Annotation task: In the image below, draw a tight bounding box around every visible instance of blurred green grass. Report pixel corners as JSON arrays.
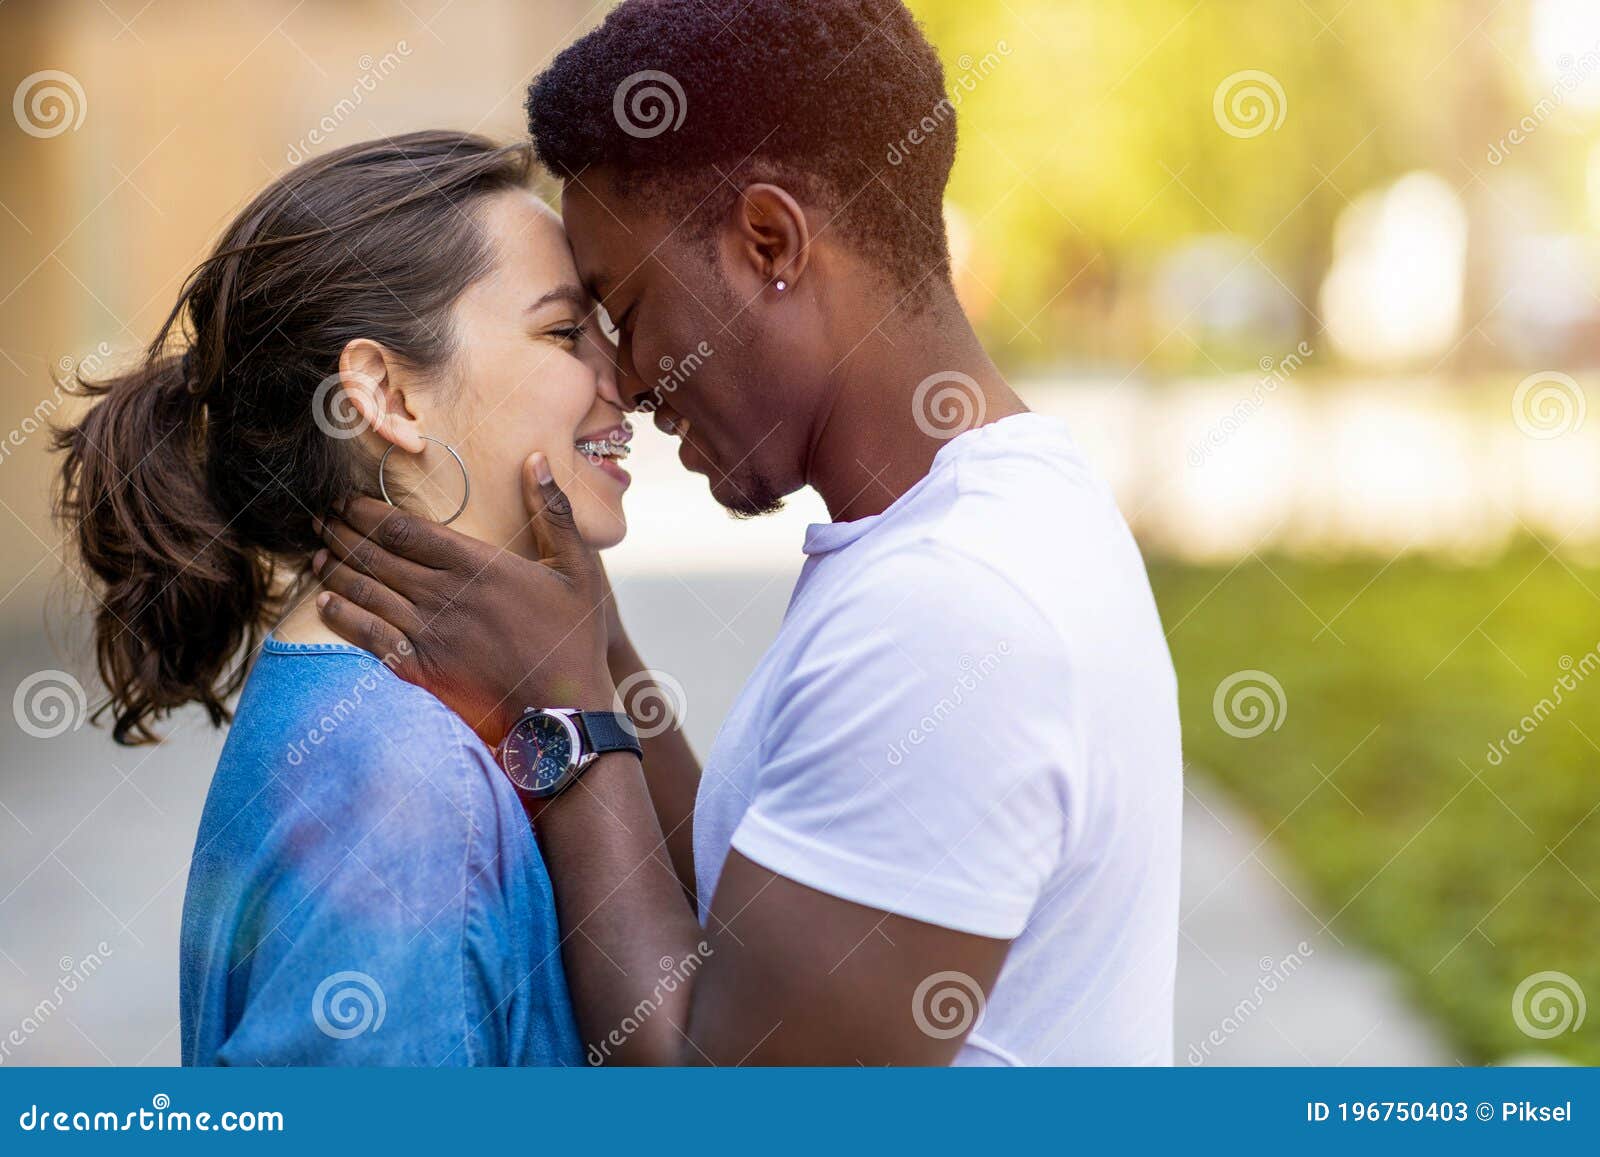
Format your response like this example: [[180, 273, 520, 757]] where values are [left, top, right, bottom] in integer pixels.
[[1150, 545, 1600, 1064]]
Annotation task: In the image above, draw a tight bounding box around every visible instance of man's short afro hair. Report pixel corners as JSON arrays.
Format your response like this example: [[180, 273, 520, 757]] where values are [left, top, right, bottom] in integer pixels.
[[526, 0, 957, 296]]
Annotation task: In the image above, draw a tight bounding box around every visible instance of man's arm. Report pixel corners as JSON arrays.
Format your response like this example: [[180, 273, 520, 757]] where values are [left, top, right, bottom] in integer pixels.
[[533, 747, 1009, 1065], [313, 454, 1011, 1063], [603, 624, 701, 904]]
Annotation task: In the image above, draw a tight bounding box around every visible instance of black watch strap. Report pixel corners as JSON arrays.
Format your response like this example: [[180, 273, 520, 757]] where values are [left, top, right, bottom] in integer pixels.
[[577, 711, 643, 761]]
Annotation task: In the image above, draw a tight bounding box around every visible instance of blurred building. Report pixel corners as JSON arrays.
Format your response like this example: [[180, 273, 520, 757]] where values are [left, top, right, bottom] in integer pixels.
[[0, 0, 596, 615]]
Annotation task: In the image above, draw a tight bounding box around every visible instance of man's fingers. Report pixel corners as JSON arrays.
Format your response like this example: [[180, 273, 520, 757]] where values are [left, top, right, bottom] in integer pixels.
[[315, 590, 418, 673], [522, 452, 592, 575], [336, 495, 476, 571], [314, 549, 423, 636], [319, 515, 434, 595]]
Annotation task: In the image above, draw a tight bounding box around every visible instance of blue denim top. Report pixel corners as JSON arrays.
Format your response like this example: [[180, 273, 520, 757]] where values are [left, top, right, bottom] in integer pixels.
[[179, 638, 581, 1066]]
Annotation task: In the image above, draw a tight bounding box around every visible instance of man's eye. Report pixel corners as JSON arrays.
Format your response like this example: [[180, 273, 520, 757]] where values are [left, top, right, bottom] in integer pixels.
[[594, 304, 621, 340]]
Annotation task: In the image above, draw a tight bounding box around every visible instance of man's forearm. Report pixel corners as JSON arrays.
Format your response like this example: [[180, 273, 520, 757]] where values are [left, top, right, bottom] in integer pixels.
[[532, 751, 705, 1065], [607, 635, 701, 900]]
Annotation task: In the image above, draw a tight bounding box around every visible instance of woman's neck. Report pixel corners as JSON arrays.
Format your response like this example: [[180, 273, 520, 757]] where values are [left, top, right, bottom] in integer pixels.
[[271, 575, 349, 647]]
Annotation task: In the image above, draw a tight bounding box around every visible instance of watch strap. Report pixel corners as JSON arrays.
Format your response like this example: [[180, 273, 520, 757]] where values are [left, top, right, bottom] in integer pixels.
[[577, 711, 643, 761]]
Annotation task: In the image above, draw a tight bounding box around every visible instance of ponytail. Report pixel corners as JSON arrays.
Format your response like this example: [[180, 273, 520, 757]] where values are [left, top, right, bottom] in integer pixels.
[[53, 353, 269, 745]]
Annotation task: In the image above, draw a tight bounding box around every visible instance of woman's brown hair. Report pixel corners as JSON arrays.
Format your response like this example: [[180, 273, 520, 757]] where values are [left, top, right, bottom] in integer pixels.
[[52, 130, 533, 744]]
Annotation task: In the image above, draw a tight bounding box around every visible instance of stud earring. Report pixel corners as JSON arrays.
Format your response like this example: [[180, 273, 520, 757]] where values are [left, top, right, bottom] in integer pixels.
[[774, 279, 787, 292]]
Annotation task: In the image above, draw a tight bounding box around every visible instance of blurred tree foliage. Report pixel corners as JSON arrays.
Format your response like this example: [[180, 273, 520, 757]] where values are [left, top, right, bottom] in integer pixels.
[[1152, 545, 1600, 1064], [906, 0, 1540, 371]]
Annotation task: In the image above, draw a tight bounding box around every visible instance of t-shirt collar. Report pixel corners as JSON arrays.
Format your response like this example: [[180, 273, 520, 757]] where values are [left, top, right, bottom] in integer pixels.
[[801, 412, 1045, 557]]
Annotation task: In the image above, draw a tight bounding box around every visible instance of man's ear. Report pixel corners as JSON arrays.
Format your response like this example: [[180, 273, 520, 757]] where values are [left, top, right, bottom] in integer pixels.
[[338, 339, 426, 454], [728, 183, 812, 292]]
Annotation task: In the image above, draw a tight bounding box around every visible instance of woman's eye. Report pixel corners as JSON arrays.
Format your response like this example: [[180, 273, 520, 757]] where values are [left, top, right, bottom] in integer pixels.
[[550, 323, 588, 347]]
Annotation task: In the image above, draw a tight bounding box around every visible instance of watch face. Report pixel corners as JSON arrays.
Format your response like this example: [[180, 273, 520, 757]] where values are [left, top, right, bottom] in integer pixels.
[[502, 712, 578, 796]]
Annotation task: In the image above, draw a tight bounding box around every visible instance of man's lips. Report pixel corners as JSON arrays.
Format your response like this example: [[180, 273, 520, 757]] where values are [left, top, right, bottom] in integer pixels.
[[651, 407, 691, 439]]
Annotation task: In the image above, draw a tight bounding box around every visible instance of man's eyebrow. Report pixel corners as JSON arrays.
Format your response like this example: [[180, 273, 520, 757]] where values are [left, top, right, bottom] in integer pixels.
[[526, 283, 587, 313]]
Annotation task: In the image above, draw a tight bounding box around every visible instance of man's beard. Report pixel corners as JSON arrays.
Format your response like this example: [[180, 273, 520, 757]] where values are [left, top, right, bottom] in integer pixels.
[[713, 469, 785, 519]]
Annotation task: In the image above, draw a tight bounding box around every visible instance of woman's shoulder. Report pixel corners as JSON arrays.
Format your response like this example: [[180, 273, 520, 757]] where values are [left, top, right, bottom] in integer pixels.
[[207, 638, 529, 879]]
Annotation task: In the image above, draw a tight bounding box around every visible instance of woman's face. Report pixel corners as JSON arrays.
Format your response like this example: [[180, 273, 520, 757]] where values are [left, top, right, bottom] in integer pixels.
[[403, 190, 631, 553]]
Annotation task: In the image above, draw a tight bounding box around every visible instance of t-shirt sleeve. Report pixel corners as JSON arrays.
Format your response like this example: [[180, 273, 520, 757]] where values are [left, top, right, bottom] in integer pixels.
[[728, 542, 1075, 939]]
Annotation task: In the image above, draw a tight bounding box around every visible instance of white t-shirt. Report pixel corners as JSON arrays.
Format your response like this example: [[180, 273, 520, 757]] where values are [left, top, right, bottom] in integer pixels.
[[692, 413, 1182, 1065]]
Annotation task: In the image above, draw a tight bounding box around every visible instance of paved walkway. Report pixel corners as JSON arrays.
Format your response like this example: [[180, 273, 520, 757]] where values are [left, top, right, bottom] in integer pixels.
[[1176, 779, 1452, 1065]]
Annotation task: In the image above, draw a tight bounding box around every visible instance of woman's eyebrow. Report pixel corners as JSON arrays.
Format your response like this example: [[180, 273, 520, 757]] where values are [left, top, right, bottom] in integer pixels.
[[526, 283, 588, 313]]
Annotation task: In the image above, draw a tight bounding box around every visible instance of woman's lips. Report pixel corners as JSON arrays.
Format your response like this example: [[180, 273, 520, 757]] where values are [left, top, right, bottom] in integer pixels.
[[574, 420, 633, 490]]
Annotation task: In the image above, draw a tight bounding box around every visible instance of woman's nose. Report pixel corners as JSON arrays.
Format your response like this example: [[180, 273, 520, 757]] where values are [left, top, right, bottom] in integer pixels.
[[580, 327, 626, 410]]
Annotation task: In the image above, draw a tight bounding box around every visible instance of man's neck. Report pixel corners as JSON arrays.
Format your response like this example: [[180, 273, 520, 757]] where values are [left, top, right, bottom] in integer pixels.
[[805, 285, 1027, 524]]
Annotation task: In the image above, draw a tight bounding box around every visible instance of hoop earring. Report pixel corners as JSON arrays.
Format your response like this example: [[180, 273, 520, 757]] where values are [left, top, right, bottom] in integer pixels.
[[377, 435, 470, 526]]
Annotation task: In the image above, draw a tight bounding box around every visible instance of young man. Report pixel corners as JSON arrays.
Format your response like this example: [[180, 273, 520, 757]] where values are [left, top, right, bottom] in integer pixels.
[[315, 0, 1181, 1065]]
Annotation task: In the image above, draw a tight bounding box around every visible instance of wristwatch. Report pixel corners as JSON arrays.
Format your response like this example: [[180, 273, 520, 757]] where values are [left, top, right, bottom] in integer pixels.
[[495, 708, 642, 800]]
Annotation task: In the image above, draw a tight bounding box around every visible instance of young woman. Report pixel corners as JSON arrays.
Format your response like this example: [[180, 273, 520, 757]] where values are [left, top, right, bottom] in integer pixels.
[[53, 131, 635, 1065]]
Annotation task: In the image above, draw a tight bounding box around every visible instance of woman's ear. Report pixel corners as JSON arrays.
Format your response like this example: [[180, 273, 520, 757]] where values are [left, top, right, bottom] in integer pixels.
[[337, 339, 426, 455], [728, 182, 812, 292]]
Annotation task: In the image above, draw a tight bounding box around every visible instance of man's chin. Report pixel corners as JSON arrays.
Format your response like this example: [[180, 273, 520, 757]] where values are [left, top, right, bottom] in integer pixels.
[[709, 474, 785, 520]]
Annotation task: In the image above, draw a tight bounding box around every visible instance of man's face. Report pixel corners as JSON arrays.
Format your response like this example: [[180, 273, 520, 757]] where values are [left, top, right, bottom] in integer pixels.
[[560, 172, 800, 516]]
